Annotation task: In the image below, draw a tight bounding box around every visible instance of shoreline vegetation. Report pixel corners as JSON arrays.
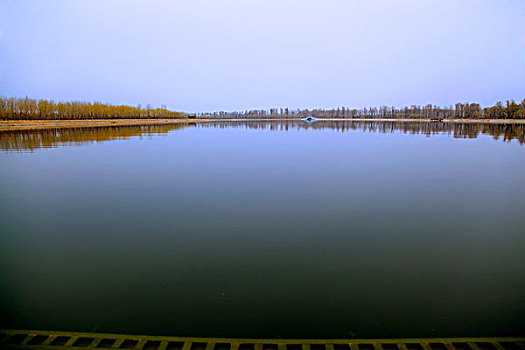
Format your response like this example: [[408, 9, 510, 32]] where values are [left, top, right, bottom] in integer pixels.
[[1, 96, 525, 123]]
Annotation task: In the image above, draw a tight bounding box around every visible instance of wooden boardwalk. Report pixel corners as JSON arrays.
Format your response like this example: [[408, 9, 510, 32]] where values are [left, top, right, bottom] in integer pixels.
[[1, 329, 524, 350]]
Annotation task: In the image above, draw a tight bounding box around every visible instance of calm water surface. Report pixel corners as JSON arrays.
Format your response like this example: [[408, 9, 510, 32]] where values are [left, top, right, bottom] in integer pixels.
[[1, 121, 524, 338]]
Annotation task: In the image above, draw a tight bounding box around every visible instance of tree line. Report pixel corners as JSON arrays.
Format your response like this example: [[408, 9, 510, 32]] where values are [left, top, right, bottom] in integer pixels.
[[0, 96, 184, 120], [200, 100, 525, 119], [1, 96, 524, 120]]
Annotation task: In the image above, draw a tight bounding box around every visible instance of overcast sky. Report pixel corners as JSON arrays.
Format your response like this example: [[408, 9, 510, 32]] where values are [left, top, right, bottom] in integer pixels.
[[0, 0, 524, 112]]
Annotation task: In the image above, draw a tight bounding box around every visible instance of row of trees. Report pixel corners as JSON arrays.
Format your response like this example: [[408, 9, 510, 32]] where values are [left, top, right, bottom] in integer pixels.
[[1, 96, 524, 120], [199, 100, 525, 120], [0, 97, 184, 120]]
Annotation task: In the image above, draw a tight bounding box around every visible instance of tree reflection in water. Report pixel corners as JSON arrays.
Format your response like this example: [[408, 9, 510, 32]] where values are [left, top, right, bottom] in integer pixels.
[[1, 121, 523, 152]]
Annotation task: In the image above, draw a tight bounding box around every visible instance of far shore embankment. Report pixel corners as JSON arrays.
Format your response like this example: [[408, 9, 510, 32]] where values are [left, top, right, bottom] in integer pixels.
[[0, 119, 207, 132], [1, 118, 525, 132]]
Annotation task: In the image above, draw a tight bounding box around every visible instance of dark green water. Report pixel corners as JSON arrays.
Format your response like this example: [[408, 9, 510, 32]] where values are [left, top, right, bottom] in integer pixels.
[[1, 121, 524, 338]]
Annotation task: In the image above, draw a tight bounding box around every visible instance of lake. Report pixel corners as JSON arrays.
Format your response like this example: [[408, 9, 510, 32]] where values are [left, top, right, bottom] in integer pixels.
[[1, 120, 524, 338]]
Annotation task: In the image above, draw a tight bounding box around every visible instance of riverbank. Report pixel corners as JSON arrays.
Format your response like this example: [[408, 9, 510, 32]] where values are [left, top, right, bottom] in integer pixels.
[[0, 119, 206, 132], [1, 118, 525, 131]]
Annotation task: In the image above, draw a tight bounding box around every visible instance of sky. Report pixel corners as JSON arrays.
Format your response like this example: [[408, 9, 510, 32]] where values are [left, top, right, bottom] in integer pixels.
[[0, 0, 524, 112]]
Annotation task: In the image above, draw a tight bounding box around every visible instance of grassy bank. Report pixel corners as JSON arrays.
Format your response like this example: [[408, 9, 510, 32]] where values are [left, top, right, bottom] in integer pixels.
[[0, 119, 207, 132]]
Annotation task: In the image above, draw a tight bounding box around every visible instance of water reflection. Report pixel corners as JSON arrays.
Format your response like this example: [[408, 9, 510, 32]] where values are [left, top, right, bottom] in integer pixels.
[[199, 120, 525, 144], [0, 123, 191, 152], [1, 120, 523, 152], [1, 119, 524, 338]]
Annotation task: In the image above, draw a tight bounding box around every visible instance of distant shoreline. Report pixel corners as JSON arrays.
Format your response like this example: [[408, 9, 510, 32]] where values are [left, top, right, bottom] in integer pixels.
[[1, 118, 525, 132]]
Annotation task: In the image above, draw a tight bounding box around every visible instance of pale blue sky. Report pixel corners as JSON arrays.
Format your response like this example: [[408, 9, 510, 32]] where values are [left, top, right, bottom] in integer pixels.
[[0, 0, 524, 112]]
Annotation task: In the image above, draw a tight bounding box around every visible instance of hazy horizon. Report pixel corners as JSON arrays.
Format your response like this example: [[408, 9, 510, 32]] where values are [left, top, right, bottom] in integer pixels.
[[1, 0, 524, 113]]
